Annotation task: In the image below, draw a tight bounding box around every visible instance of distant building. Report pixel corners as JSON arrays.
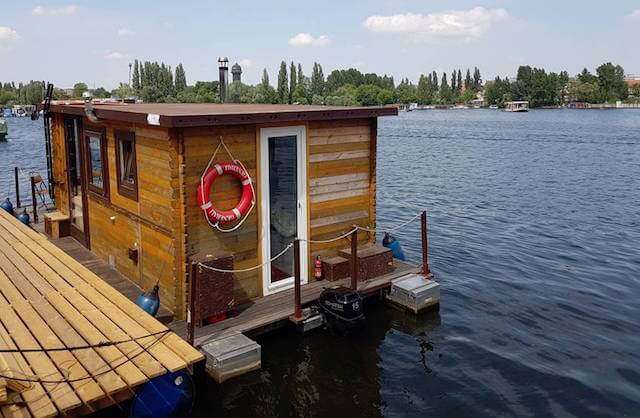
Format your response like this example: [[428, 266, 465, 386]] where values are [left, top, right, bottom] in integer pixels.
[[231, 63, 242, 83]]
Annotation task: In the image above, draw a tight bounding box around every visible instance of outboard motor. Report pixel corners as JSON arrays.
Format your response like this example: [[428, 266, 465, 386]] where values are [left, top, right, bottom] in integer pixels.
[[383, 232, 406, 261], [318, 286, 364, 331]]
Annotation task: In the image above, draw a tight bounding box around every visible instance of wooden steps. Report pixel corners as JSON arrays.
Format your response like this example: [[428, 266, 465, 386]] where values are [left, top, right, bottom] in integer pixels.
[[0, 210, 203, 417]]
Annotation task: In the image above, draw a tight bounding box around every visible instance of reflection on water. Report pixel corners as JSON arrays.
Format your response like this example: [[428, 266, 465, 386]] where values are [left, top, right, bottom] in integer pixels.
[[2, 111, 639, 417]]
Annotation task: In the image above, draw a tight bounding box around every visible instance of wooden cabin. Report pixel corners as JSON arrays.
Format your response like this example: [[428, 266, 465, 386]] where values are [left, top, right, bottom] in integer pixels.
[[45, 103, 397, 320]]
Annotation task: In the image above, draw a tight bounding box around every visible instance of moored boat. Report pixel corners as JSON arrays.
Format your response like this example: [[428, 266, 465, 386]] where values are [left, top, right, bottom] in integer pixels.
[[504, 101, 529, 112]]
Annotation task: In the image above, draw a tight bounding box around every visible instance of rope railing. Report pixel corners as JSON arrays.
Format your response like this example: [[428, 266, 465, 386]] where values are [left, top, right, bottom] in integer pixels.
[[194, 211, 424, 274]]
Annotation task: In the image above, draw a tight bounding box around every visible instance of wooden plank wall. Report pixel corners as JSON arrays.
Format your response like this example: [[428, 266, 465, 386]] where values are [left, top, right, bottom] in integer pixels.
[[50, 113, 69, 216], [49, 116, 185, 318], [308, 118, 375, 256], [182, 125, 260, 302], [182, 118, 376, 302]]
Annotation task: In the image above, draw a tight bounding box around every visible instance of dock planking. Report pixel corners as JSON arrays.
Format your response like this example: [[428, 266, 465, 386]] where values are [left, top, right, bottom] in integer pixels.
[[0, 210, 203, 417], [171, 260, 419, 348]]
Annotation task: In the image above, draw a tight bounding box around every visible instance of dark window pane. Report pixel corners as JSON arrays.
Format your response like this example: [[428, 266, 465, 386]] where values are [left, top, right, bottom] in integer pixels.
[[119, 139, 135, 185], [88, 135, 103, 189], [268, 135, 297, 282]]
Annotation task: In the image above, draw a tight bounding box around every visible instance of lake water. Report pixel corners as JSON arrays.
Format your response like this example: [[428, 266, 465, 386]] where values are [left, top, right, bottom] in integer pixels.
[[1, 110, 639, 417]]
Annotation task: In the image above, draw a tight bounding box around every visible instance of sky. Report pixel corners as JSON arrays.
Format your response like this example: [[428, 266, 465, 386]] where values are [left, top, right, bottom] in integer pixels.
[[1, 1, 639, 89]]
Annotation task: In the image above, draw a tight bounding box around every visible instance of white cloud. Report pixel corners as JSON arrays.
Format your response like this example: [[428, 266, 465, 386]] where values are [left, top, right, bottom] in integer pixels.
[[362, 7, 509, 40], [288, 33, 331, 47], [0, 27, 19, 44], [104, 50, 128, 60], [238, 59, 253, 68], [628, 9, 640, 19], [32, 5, 78, 16], [117, 28, 135, 37]]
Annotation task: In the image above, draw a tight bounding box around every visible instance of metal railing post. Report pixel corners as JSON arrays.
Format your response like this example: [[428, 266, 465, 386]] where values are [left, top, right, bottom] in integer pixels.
[[293, 239, 302, 320], [350, 229, 358, 290], [14, 167, 20, 208], [30, 176, 38, 223], [421, 211, 430, 276]]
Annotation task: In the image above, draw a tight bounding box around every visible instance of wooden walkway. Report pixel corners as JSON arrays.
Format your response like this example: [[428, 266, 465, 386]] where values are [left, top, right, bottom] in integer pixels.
[[171, 260, 419, 347], [0, 210, 203, 418]]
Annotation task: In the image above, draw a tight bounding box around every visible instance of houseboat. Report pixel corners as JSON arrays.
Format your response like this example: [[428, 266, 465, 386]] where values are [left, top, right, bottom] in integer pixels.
[[504, 101, 529, 112], [41, 102, 433, 326]]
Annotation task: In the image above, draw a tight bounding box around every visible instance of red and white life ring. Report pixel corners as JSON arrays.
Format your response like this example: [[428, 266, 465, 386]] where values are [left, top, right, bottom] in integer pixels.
[[197, 161, 254, 225]]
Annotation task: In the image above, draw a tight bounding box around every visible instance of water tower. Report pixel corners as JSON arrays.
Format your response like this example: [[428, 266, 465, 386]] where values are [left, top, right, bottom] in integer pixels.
[[231, 63, 242, 83], [218, 57, 229, 102]]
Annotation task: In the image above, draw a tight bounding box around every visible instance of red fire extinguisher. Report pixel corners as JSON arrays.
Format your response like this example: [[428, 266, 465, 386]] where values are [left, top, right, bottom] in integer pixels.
[[314, 256, 322, 280]]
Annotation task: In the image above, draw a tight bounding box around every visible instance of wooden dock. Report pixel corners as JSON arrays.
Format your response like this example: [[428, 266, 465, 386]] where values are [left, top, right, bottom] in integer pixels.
[[170, 260, 419, 347], [0, 210, 203, 418]]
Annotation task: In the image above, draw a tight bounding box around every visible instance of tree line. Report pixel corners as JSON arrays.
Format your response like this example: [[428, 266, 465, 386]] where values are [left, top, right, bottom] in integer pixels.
[[2, 60, 637, 108], [484, 62, 635, 107]]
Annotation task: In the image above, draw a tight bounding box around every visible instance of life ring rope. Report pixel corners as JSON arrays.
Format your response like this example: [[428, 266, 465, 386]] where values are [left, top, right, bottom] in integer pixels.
[[198, 138, 256, 233]]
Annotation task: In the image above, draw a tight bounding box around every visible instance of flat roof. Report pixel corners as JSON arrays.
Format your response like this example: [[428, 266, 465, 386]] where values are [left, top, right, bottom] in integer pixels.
[[49, 102, 398, 127]]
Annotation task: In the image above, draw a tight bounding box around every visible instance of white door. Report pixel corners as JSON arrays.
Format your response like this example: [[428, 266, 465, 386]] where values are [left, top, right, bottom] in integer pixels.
[[260, 126, 308, 295]]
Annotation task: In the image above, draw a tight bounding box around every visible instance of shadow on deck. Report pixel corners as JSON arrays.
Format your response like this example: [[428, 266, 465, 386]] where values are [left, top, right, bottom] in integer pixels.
[[49, 236, 175, 323]]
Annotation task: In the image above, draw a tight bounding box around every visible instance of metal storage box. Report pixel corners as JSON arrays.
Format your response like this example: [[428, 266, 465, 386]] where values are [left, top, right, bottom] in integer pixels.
[[202, 331, 261, 383], [387, 274, 440, 313]]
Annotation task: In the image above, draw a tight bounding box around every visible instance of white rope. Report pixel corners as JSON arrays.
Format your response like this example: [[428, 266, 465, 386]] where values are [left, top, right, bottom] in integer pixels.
[[302, 227, 358, 244], [194, 211, 424, 274], [199, 137, 256, 233], [356, 211, 422, 233], [197, 243, 293, 273]]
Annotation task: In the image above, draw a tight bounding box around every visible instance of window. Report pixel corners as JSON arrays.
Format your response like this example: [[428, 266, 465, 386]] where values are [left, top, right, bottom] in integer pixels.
[[115, 130, 138, 200], [85, 129, 109, 198]]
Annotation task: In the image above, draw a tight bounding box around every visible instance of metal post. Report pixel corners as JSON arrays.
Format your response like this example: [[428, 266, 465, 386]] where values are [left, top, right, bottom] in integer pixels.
[[30, 176, 38, 223], [293, 239, 302, 320], [14, 167, 20, 208], [187, 260, 197, 346], [421, 211, 430, 276], [350, 229, 358, 290]]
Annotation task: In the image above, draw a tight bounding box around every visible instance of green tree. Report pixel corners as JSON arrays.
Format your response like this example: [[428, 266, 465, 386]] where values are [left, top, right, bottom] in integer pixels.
[[396, 78, 417, 103], [568, 79, 599, 103], [255, 69, 277, 104], [439, 72, 451, 103], [289, 62, 297, 104], [297, 63, 304, 85], [596, 62, 627, 102], [310, 62, 325, 97], [457, 70, 462, 94], [276, 61, 289, 104], [92, 87, 110, 98], [175, 63, 187, 92], [465, 69, 472, 91], [228, 81, 255, 103], [473, 67, 482, 91], [73, 82, 88, 98], [132, 60, 140, 93], [291, 83, 309, 104]]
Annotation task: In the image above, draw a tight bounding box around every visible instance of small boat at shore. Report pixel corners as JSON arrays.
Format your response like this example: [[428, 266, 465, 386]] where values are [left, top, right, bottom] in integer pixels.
[[505, 101, 529, 112]]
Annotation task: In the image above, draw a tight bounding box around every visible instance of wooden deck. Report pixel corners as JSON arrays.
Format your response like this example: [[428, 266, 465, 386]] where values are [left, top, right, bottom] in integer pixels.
[[170, 260, 420, 348], [0, 210, 203, 418]]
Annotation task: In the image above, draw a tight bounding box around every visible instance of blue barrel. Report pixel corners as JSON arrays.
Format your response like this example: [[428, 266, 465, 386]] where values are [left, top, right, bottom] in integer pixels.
[[17, 209, 30, 226], [0, 198, 14, 215], [130, 371, 194, 418], [382, 233, 406, 261], [135, 284, 160, 317]]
